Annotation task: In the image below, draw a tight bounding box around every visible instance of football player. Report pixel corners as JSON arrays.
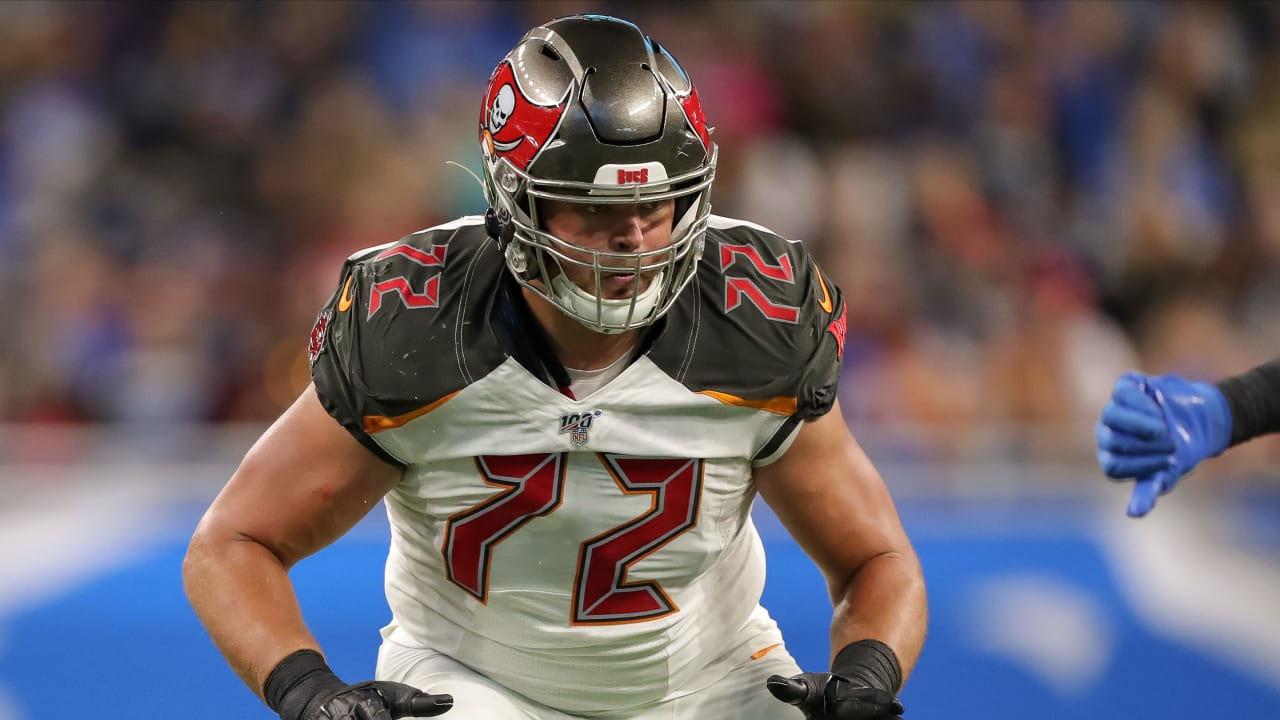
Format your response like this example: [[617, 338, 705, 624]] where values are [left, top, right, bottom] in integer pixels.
[[184, 15, 926, 720], [1096, 359, 1280, 516]]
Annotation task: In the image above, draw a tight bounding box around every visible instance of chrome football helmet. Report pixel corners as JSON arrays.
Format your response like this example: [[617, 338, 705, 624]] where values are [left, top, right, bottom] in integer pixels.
[[479, 14, 717, 333]]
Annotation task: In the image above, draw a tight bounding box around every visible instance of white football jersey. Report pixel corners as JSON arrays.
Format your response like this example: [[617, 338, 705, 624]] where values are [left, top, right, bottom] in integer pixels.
[[309, 215, 847, 713]]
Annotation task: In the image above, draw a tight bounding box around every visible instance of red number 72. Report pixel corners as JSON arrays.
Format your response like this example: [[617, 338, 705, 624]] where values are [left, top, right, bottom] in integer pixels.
[[720, 243, 800, 323], [442, 453, 704, 625]]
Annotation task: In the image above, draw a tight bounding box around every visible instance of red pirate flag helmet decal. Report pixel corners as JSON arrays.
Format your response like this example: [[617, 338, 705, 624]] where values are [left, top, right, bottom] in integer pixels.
[[480, 60, 570, 172]]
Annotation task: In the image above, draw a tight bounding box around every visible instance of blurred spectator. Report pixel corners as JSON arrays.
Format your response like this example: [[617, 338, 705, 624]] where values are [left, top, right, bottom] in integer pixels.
[[1, 0, 1277, 471]]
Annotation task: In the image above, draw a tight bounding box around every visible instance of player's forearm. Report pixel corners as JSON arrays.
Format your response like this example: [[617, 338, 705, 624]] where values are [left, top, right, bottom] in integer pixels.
[[829, 550, 927, 686], [183, 530, 321, 698], [1216, 358, 1280, 447]]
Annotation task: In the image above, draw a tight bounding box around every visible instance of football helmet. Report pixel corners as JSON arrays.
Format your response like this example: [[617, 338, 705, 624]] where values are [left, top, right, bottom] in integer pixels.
[[479, 14, 717, 333]]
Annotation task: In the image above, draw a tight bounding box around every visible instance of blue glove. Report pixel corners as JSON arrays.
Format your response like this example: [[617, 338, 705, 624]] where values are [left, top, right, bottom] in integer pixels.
[[1095, 371, 1232, 517]]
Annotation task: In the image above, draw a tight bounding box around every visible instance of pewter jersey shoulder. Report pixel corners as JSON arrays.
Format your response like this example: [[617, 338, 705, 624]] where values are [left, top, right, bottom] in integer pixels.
[[310, 213, 848, 456], [309, 216, 508, 462]]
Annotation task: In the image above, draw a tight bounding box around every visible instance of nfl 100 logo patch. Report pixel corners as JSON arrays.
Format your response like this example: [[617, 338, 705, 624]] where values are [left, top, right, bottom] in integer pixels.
[[558, 410, 603, 447]]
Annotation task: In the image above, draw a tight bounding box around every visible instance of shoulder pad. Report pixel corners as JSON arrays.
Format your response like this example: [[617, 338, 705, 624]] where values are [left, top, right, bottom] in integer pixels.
[[309, 218, 509, 451], [649, 217, 846, 419]]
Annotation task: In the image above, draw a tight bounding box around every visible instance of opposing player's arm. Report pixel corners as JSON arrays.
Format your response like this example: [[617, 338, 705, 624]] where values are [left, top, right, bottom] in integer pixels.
[[754, 401, 926, 685], [183, 384, 403, 696]]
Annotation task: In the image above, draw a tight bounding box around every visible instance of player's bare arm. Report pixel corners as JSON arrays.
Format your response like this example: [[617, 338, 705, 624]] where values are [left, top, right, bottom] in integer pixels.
[[756, 401, 927, 695], [182, 384, 403, 694]]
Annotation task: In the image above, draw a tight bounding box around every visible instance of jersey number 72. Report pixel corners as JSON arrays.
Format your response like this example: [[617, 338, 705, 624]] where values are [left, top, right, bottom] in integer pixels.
[[443, 453, 703, 625]]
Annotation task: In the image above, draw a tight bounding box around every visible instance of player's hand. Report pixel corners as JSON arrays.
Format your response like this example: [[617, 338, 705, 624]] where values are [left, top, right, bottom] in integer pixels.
[[1095, 371, 1231, 517], [767, 672, 904, 719], [307, 681, 452, 720], [266, 650, 452, 720]]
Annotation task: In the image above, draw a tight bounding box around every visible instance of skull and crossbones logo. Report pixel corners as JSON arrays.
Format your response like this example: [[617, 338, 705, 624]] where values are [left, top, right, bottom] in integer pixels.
[[489, 85, 516, 133], [487, 84, 523, 152]]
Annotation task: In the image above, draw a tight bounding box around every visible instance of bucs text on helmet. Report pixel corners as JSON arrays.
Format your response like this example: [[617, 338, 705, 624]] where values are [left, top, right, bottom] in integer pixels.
[[478, 14, 717, 334]]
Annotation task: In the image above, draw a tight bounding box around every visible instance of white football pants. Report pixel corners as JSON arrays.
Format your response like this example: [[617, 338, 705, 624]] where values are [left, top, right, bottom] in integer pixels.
[[376, 630, 806, 720]]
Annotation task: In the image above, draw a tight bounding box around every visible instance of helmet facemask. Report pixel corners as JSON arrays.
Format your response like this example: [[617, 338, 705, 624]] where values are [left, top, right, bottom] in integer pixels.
[[485, 149, 715, 334], [478, 15, 717, 334]]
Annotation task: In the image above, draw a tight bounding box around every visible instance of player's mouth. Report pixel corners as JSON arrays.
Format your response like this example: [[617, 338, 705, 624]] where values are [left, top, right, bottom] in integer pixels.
[[599, 271, 647, 297], [560, 263, 660, 299]]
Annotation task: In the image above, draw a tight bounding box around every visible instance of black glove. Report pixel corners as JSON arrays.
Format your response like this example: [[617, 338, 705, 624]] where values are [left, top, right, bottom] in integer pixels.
[[767, 639, 905, 720], [311, 680, 452, 720], [264, 649, 453, 720], [767, 672, 904, 719]]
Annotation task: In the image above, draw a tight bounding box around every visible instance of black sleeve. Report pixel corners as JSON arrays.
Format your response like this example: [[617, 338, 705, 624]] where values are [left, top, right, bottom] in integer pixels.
[[1215, 358, 1280, 447], [309, 262, 406, 467], [787, 251, 848, 421], [750, 260, 846, 464], [649, 224, 848, 438]]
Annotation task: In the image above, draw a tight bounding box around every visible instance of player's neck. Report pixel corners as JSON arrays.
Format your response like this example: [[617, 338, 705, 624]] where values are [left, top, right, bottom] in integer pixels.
[[522, 287, 639, 370]]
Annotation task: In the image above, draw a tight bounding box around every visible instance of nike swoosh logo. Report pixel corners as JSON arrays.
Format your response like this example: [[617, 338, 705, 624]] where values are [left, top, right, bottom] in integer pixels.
[[337, 276, 355, 312], [815, 265, 834, 314]]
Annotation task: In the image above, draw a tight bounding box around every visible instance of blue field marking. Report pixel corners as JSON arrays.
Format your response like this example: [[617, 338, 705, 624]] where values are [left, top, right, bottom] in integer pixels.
[[1, 499, 1278, 719], [765, 497, 1280, 719]]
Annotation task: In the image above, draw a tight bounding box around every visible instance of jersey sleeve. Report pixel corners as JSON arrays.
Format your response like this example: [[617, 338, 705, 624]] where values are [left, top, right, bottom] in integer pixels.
[[651, 220, 850, 463], [686, 223, 847, 417], [787, 257, 846, 421], [1217, 357, 1280, 446], [308, 259, 407, 466], [747, 247, 847, 465], [306, 222, 509, 466]]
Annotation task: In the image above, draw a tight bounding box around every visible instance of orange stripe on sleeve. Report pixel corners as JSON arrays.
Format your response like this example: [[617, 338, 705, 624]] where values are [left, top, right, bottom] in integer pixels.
[[696, 390, 797, 416], [363, 391, 460, 434]]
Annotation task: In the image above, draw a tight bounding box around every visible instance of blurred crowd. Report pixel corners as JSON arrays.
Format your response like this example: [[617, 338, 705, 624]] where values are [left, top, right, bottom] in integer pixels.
[[1, 0, 1278, 468]]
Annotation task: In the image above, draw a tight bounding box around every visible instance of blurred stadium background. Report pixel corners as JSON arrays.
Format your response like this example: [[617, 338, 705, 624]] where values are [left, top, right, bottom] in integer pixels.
[[1, 1, 1279, 718]]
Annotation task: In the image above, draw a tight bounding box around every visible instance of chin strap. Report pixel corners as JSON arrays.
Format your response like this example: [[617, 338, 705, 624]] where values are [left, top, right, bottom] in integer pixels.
[[484, 206, 514, 245], [487, 206, 539, 282]]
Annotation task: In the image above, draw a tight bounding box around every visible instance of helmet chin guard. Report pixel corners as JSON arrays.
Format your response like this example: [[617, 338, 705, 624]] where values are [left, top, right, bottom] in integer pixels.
[[549, 270, 667, 335], [477, 15, 717, 333]]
